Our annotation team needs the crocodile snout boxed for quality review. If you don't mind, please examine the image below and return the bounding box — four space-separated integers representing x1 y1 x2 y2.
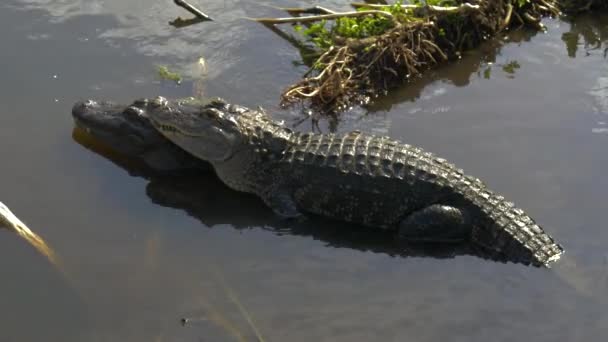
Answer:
72 99 98 118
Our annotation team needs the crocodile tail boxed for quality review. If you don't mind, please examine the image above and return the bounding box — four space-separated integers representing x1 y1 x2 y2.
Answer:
451 173 564 267
471 208 564 267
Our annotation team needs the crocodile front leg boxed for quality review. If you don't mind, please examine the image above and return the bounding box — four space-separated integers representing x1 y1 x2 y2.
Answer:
260 189 302 219
397 204 471 242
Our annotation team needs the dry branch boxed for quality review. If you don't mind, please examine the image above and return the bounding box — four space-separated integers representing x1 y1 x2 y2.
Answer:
174 0 213 21
350 2 481 14
251 10 394 25
278 6 338 15
0 201 59 268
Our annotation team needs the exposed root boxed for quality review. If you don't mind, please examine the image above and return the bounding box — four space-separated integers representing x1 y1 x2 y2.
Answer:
501 3 514 30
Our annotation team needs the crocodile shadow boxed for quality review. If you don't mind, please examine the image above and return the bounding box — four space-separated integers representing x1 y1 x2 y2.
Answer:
73 126 515 264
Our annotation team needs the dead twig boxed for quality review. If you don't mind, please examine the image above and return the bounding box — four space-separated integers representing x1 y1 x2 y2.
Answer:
350 2 481 15
173 0 213 21
0 201 59 268
278 6 338 15
250 10 394 25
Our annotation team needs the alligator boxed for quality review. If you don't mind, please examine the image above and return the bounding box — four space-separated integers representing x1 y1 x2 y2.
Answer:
71 97 564 267
71 107 478 262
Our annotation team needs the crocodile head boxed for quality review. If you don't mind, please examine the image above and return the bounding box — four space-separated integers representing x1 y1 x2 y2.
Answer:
72 98 166 155
146 96 243 162
71 98 209 172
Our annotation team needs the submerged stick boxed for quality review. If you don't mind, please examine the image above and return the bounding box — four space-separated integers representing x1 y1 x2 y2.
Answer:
251 10 393 25
173 0 213 21
170 17 210 28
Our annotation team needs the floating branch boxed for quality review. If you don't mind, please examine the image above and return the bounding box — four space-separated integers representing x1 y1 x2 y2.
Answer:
277 6 339 15
170 17 211 28
0 201 59 268
251 10 394 25
350 1 481 15
174 0 213 20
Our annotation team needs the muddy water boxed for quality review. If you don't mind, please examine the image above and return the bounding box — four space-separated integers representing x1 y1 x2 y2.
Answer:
0 1 607 341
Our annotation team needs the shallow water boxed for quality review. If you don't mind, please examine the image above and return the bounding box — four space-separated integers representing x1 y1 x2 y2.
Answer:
0 1 607 341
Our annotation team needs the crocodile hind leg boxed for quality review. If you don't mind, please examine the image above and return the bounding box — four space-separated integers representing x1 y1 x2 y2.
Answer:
397 204 471 242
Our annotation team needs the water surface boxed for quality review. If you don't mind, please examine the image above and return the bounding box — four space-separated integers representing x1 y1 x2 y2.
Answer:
1 1 607 341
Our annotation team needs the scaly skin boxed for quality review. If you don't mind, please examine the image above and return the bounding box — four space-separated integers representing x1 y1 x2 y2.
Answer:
142 96 564 267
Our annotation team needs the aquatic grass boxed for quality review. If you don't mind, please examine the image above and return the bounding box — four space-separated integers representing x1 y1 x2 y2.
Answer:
182 258 267 342
212 265 268 342
157 65 183 84
293 0 411 50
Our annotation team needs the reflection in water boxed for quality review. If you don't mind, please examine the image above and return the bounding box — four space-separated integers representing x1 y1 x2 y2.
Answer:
561 13 608 58
566 13 608 134
0 201 60 268
366 29 538 113
8 0 255 85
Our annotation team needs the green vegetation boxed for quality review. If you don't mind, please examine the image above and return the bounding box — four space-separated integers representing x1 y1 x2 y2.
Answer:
157 65 182 84
502 60 521 75
412 0 457 6
294 21 333 50
293 1 414 50
514 0 531 9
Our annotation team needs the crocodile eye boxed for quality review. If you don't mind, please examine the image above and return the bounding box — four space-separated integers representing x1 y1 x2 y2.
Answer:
209 97 227 108
151 96 168 108
132 98 148 107
124 106 143 117
204 108 224 121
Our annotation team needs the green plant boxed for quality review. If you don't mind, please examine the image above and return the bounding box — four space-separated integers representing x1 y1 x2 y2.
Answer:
293 1 431 50
412 0 458 6
502 60 521 74
514 0 530 9
295 20 333 50
157 65 182 84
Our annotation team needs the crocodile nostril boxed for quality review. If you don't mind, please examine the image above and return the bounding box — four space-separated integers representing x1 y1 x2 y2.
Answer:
72 101 94 117
84 99 97 108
